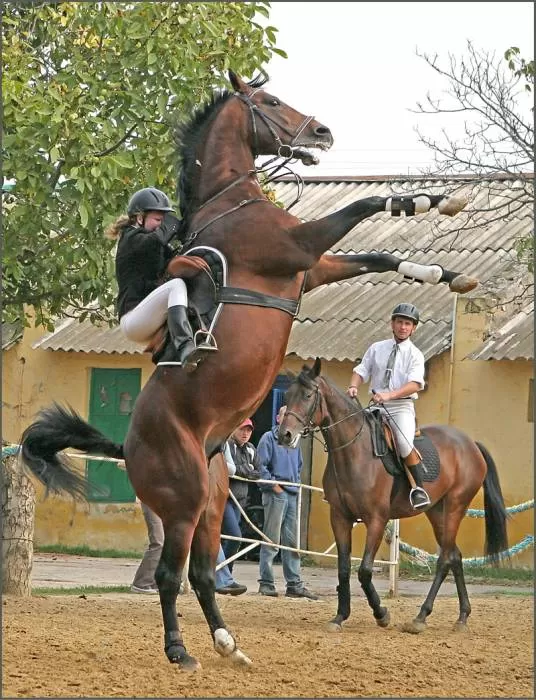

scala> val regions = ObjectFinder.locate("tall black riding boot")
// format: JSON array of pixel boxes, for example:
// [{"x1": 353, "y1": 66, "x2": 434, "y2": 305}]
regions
[
  {"x1": 157, "y1": 305, "x2": 217, "y2": 369},
  {"x1": 406, "y1": 461, "x2": 431, "y2": 510}
]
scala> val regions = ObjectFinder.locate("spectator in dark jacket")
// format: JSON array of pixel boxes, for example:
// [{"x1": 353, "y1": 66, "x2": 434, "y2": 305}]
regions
[
  {"x1": 257, "y1": 406, "x2": 318, "y2": 600},
  {"x1": 221, "y1": 418, "x2": 261, "y2": 571}
]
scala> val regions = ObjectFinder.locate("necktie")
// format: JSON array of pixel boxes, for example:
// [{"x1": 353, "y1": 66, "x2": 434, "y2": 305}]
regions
[{"x1": 382, "y1": 343, "x2": 399, "y2": 389}]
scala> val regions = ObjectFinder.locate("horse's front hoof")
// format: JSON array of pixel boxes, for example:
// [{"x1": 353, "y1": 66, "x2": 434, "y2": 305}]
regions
[
  {"x1": 325, "y1": 620, "x2": 343, "y2": 633},
  {"x1": 449, "y1": 275, "x2": 478, "y2": 294},
  {"x1": 439, "y1": 194, "x2": 469, "y2": 215},
  {"x1": 230, "y1": 649, "x2": 253, "y2": 666},
  {"x1": 401, "y1": 619, "x2": 426, "y2": 635},
  {"x1": 453, "y1": 621, "x2": 469, "y2": 633},
  {"x1": 375, "y1": 608, "x2": 390, "y2": 628},
  {"x1": 168, "y1": 649, "x2": 201, "y2": 671}
]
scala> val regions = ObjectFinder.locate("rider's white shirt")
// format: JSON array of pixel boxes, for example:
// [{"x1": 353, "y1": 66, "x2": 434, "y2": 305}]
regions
[{"x1": 353, "y1": 338, "x2": 425, "y2": 400}]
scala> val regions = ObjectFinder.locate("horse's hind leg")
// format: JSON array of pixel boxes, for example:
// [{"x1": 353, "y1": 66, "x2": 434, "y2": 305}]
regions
[
  {"x1": 155, "y1": 518, "x2": 201, "y2": 670},
  {"x1": 188, "y1": 512, "x2": 252, "y2": 666},
  {"x1": 449, "y1": 544, "x2": 472, "y2": 632},
  {"x1": 402, "y1": 503, "x2": 470, "y2": 634},
  {"x1": 358, "y1": 518, "x2": 390, "y2": 628}
]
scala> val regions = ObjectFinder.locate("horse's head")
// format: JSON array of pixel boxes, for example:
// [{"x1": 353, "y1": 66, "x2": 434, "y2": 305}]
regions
[
  {"x1": 228, "y1": 71, "x2": 334, "y2": 161},
  {"x1": 279, "y1": 358, "x2": 324, "y2": 448}
]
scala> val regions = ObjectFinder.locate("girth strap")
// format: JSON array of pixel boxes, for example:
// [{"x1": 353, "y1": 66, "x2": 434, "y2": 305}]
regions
[{"x1": 216, "y1": 286, "x2": 299, "y2": 317}]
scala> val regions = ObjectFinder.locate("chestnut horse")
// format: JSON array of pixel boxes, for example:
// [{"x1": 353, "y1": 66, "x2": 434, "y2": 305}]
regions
[
  {"x1": 21, "y1": 71, "x2": 477, "y2": 670},
  {"x1": 279, "y1": 359, "x2": 509, "y2": 634}
]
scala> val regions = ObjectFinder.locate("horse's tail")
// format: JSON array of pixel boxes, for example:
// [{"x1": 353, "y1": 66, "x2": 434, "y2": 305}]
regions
[
  {"x1": 476, "y1": 441, "x2": 509, "y2": 564},
  {"x1": 20, "y1": 402, "x2": 124, "y2": 501}
]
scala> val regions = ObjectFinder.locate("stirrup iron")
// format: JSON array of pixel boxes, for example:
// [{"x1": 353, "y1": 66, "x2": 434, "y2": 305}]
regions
[
  {"x1": 193, "y1": 329, "x2": 218, "y2": 351},
  {"x1": 409, "y1": 487, "x2": 431, "y2": 509}
]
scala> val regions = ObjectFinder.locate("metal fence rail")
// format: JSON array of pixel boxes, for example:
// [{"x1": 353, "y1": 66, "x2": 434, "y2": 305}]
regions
[{"x1": 3, "y1": 445, "x2": 532, "y2": 597}]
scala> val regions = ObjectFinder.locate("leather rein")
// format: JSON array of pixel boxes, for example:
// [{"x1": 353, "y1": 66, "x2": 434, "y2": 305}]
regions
[{"x1": 285, "y1": 381, "x2": 367, "y2": 453}]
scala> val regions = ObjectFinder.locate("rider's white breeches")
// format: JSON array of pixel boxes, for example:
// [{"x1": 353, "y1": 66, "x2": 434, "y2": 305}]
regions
[
  {"x1": 120, "y1": 278, "x2": 188, "y2": 343},
  {"x1": 378, "y1": 399, "x2": 416, "y2": 459}
]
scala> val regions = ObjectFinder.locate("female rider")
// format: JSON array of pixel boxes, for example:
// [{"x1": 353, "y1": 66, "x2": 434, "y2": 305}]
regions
[{"x1": 105, "y1": 187, "x2": 216, "y2": 368}]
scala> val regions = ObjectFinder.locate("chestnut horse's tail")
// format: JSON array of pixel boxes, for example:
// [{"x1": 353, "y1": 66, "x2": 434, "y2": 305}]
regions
[
  {"x1": 20, "y1": 403, "x2": 124, "y2": 501},
  {"x1": 476, "y1": 441, "x2": 509, "y2": 563}
]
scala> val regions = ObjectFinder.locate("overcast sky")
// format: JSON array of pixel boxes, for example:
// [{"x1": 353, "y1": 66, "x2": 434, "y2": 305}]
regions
[{"x1": 260, "y1": 2, "x2": 534, "y2": 175}]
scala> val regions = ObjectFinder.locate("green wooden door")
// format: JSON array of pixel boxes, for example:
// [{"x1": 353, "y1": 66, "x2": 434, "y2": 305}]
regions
[{"x1": 87, "y1": 368, "x2": 141, "y2": 502}]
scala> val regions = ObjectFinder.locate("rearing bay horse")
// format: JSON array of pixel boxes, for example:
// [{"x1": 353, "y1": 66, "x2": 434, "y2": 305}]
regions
[
  {"x1": 279, "y1": 359, "x2": 509, "y2": 634},
  {"x1": 21, "y1": 71, "x2": 477, "y2": 670}
]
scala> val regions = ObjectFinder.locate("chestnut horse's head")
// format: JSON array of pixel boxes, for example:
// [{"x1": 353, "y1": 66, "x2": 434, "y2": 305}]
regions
[
  {"x1": 228, "y1": 71, "x2": 334, "y2": 160},
  {"x1": 279, "y1": 358, "x2": 324, "y2": 448}
]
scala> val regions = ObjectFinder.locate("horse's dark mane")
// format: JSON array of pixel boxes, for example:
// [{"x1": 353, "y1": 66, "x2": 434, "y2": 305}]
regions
[
  {"x1": 321, "y1": 374, "x2": 364, "y2": 413},
  {"x1": 174, "y1": 73, "x2": 269, "y2": 225}
]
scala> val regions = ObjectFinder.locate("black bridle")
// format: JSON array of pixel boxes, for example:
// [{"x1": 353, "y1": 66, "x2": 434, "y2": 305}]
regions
[
  {"x1": 182, "y1": 89, "x2": 317, "y2": 249},
  {"x1": 235, "y1": 88, "x2": 316, "y2": 161},
  {"x1": 285, "y1": 379, "x2": 366, "y2": 452}
]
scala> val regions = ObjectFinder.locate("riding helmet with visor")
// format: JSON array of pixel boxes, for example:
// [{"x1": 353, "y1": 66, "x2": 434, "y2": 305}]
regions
[
  {"x1": 391, "y1": 303, "x2": 420, "y2": 325},
  {"x1": 127, "y1": 187, "x2": 175, "y2": 216}
]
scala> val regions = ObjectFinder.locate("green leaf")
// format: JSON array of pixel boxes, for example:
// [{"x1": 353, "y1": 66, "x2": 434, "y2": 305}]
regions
[
  {"x1": 79, "y1": 202, "x2": 89, "y2": 227},
  {"x1": 2, "y1": 1, "x2": 285, "y2": 327}
]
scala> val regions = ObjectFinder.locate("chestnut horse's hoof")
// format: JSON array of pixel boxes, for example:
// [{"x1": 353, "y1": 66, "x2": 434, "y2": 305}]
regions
[
  {"x1": 375, "y1": 608, "x2": 390, "y2": 628},
  {"x1": 401, "y1": 619, "x2": 427, "y2": 635},
  {"x1": 438, "y1": 194, "x2": 469, "y2": 216},
  {"x1": 230, "y1": 649, "x2": 253, "y2": 666},
  {"x1": 449, "y1": 274, "x2": 478, "y2": 294},
  {"x1": 325, "y1": 620, "x2": 343, "y2": 633},
  {"x1": 453, "y1": 621, "x2": 469, "y2": 633},
  {"x1": 168, "y1": 650, "x2": 201, "y2": 672}
]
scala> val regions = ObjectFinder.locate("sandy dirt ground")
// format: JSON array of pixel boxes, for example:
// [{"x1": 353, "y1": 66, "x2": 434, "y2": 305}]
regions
[{"x1": 3, "y1": 593, "x2": 533, "y2": 698}]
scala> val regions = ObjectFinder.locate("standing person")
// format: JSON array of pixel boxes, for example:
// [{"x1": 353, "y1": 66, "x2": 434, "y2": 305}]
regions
[
  {"x1": 131, "y1": 501, "x2": 163, "y2": 594},
  {"x1": 215, "y1": 438, "x2": 248, "y2": 595},
  {"x1": 221, "y1": 419, "x2": 262, "y2": 571},
  {"x1": 257, "y1": 406, "x2": 318, "y2": 600},
  {"x1": 105, "y1": 186, "x2": 216, "y2": 368},
  {"x1": 214, "y1": 545, "x2": 247, "y2": 596},
  {"x1": 347, "y1": 302, "x2": 431, "y2": 509}
]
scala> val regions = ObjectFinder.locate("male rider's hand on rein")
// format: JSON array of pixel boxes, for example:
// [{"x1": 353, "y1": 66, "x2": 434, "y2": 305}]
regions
[{"x1": 371, "y1": 389, "x2": 392, "y2": 404}]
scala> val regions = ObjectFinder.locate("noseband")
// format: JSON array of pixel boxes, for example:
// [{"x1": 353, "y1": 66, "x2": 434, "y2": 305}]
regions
[{"x1": 285, "y1": 383, "x2": 321, "y2": 435}]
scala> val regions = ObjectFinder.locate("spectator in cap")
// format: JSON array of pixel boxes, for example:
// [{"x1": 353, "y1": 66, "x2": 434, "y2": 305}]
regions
[{"x1": 220, "y1": 419, "x2": 262, "y2": 574}]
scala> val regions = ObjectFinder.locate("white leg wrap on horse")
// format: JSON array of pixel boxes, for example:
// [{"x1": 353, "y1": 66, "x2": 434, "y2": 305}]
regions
[
  {"x1": 413, "y1": 195, "x2": 432, "y2": 213},
  {"x1": 214, "y1": 628, "x2": 236, "y2": 657},
  {"x1": 385, "y1": 196, "x2": 431, "y2": 214},
  {"x1": 397, "y1": 262, "x2": 443, "y2": 284}
]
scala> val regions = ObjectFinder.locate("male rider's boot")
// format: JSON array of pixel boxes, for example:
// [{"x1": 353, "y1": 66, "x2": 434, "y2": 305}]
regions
[
  {"x1": 405, "y1": 460, "x2": 431, "y2": 510},
  {"x1": 157, "y1": 305, "x2": 217, "y2": 370}
]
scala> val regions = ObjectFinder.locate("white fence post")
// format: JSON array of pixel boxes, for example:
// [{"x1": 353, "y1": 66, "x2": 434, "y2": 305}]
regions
[{"x1": 388, "y1": 519, "x2": 400, "y2": 598}]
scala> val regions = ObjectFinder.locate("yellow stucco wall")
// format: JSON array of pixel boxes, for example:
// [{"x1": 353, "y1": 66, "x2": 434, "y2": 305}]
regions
[
  {"x1": 3, "y1": 319, "x2": 155, "y2": 551},
  {"x1": 282, "y1": 297, "x2": 533, "y2": 568},
  {"x1": 3, "y1": 298, "x2": 533, "y2": 565}
]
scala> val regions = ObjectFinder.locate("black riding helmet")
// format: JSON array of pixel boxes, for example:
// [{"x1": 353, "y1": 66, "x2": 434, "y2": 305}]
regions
[
  {"x1": 391, "y1": 303, "x2": 420, "y2": 325},
  {"x1": 127, "y1": 187, "x2": 175, "y2": 216}
]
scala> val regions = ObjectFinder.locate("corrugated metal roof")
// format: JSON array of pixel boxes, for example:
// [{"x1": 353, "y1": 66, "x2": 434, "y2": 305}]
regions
[
  {"x1": 287, "y1": 319, "x2": 451, "y2": 362},
  {"x1": 34, "y1": 317, "x2": 143, "y2": 354},
  {"x1": 468, "y1": 302, "x2": 534, "y2": 361},
  {"x1": 1, "y1": 322, "x2": 23, "y2": 351},
  {"x1": 31, "y1": 176, "x2": 532, "y2": 360}
]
